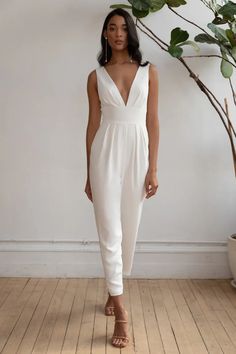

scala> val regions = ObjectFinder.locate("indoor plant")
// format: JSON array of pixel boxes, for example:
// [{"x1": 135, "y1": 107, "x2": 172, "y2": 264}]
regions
[{"x1": 111, "y1": 0, "x2": 236, "y2": 285}]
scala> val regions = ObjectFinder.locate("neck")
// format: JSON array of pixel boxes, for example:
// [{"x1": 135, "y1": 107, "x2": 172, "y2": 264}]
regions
[{"x1": 109, "y1": 50, "x2": 132, "y2": 64}]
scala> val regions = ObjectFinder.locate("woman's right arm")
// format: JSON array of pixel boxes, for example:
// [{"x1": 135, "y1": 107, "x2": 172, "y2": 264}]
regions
[{"x1": 86, "y1": 70, "x2": 101, "y2": 180}]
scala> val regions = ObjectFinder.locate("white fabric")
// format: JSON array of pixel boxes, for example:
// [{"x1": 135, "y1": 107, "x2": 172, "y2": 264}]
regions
[{"x1": 89, "y1": 63, "x2": 150, "y2": 296}]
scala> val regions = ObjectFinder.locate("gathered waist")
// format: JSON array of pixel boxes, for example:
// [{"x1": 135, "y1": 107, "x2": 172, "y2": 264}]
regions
[{"x1": 101, "y1": 105, "x2": 147, "y2": 125}]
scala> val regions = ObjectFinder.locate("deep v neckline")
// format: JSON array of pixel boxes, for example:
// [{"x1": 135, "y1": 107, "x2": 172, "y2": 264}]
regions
[{"x1": 102, "y1": 65, "x2": 141, "y2": 107}]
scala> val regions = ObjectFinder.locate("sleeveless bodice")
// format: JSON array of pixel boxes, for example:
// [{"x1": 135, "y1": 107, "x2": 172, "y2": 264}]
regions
[
  {"x1": 90, "y1": 63, "x2": 150, "y2": 178},
  {"x1": 95, "y1": 63, "x2": 150, "y2": 125}
]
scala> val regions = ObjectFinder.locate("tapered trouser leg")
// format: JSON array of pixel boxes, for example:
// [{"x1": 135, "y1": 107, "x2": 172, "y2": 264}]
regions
[
  {"x1": 121, "y1": 175, "x2": 147, "y2": 276},
  {"x1": 91, "y1": 173, "x2": 147, "y2": 295},
  {"x1": 90, "y1": 176, "x2": 124, "y2": 296},
  {"x1": 89, "y1": 122, "x2": 148, "y2": 296}
]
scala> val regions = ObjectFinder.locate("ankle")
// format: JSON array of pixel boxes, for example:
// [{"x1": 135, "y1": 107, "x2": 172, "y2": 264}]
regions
[{"x1": 114, "y1": 306, "x2": 126, "y2": 315}]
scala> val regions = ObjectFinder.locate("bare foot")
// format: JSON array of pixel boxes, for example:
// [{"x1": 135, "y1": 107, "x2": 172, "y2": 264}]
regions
[
  {"x1": 104, "y1": 291, "x2": 115, "y2": 315},
  {"x1": 111, "y1": 307, "x2": 129, "y2": 347}
]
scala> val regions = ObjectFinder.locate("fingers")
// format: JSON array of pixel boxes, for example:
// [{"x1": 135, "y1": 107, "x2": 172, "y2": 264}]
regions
[
  {"x1": 84, "y1": 184, "x2": 93, "y2": 202},
  {"x1": 145, "y1": 183, "x2": 158, "y2": 199},
  {"x1": 88, "y1": 193, "x2": 93, "y2": 202},
  {"x1": 88, "y1": 188, "x2": 93, "y2": 202},
  {"x1": 145, "y1": 180, "x2": 149, "y2": 193}
]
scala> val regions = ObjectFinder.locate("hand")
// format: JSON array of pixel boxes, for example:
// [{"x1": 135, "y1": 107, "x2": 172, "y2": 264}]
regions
[
  {"x1": 85, "y1": 177, "x2": 93, "y2": 202},
  {"x1": 145, "y1": 169, "x2": 159, "y2": 199}
]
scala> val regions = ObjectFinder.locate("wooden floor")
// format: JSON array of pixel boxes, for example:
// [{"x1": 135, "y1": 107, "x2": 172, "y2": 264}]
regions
[{"x1": 0, "y1": 278, "x2": 236, "y2": 353}]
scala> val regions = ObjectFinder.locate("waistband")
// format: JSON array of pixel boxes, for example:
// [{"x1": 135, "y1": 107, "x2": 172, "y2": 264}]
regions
[{"x1": 101, "y1": 105, "x2": 147, "y2": 125}]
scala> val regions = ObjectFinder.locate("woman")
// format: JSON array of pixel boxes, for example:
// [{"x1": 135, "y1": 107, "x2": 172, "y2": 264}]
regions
[{"x1": 85, "y1": 7, "x2": 159, "y2": 348}]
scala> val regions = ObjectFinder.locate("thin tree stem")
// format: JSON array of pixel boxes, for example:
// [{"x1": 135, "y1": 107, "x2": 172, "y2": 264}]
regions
[
  {"x1": 136, "y1": 18, "x2": 169, "y2": 49},
  {"x1": 182, "y1": 54, "x2": 236, "y2": 69},
  {"x1": 135, "y1": 11, "x2": 236, "y2": 173},
  {"x1": 168, "y1": 6, "x2": 212, "y2": 37},
  {"x1": 200, "y1": 80, "x2": 236, "y2": 137},
  {"x1": 136, "y1": 22, "x2": 168, "y2": 51},
  {"x1": 137, "y1": 19, "x2": 235, "y2": 136},
  {"x1": 225, "y1": 98, "x2": 236, "y2": 177},
  {"x1": 229, "y1": 78, "x2": 236, "y2": 106},
  {"x1": 178, "y1": 56, "x2": 234, "y2": 141}
]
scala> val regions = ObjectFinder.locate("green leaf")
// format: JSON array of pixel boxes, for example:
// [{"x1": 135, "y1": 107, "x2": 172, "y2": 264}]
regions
[
  {"x1": 166, "y1": 0, "x2": 186, "y2": 6},
  {"x1": 132, "y1": 0, "x2": 151, "y2": 11},
  {"x1": 226, "y1": 29, "x2": 236, "y2": 47},
  {"x1": 212, "y1": 16, "x2": 228, "y2": 25},
  {"x1": 232, "y1": 23, "x2": 236, "y2": 34},
  {"x1": 231, "y1": 46, "x2": 236, "y2": 61},
  {"x1": 207, "y1": 23, "x2": 228, "y2": 42},
  {"x1": 168, "y1": 44, "x2": 183, "y2": 57},
  {"x1": 110, "y1": 4, "x2": 133, "y2": 9},
  {"x1": 132, "y1": 6, "x2": 150, "y2": 17},
  {"x1": 178, "y1": 40, "x2": 200, "y2": 52},
  {"x1": 170, "y1": 27, "x2": 189, "y2": 46},
  {"x1": 220, "y1": 43, "x2": 232, "y2": 58},
  {"x1": 149, "y1": 0, "x2": 165, "y2": 11},
  {"x1": 194, "y1": 33, "x2": 218, "y2": 44},
  {"x1": 221, "y1": 52, "x2": 233, "y2": 78},
  {"x1": 218, "y1": 1, "x2": 236, "y2": 21}
]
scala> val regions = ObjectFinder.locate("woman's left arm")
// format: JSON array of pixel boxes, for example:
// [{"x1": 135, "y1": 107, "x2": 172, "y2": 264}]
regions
[{"x1": 145, "y1": 63, "x2": 159, "y2": 198}]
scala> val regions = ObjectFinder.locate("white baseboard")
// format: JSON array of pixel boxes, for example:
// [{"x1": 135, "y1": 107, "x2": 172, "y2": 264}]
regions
[{"x1": 0, "y1": 239, "x2": 232, "y2": 278}]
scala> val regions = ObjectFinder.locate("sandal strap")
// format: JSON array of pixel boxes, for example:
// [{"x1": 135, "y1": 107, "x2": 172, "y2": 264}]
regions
[
  {"x1": 112, "y1": 335, "x2": 129, "y2": 340},
  {"x1": 115, "y1": 319, "x2": 128, "y2": 323}
]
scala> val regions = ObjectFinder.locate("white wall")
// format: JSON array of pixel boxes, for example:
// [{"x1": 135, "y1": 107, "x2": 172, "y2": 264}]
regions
[{"x1": 0, "y1": 0, "x2": 235, "y2": 277}]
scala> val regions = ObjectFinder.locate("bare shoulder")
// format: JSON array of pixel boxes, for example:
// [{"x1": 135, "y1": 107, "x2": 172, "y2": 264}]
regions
[
  {"x1": 87, "y1": 69, "x2": 97, "y2": 85},
  {"x1": 87, "y1": 69, "x2": 100, "y2": 97},
  {"x1": 148, "y1": 62, "x2": 158, "y2": 77},
  {"x1": 148, "y1": 63, "x2": 158, "y2": 90},
  {"x1": 87, "y1": 68, "x2": 100, "y2": 108}
]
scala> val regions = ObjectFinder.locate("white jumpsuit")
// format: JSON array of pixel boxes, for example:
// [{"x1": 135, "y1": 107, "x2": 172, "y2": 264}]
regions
[{"x1": 89, "y1": 63, "x2": 150, "y2": 296}]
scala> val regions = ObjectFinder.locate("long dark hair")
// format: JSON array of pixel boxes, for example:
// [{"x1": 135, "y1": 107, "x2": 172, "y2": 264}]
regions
[{"x1": 97, "y1": 8, "x2": 149, "y2": 67}]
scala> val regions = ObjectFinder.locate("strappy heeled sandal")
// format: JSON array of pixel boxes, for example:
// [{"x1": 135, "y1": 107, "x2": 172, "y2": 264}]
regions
[
  {"x1": 104, "y1": 305, "x2": 115, "y2": 316},
  {"x1": 111, "y1": 311, "x2": 129, "y2": 348},
  {"x1": 104, "y1": 291, "x2": 115, "y2": 316}
]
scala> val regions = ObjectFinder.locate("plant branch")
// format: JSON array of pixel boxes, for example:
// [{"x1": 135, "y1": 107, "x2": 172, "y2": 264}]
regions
[
  {"x1": 134, "y1": 6, "x2": 236, "y2": 174},
  {"x1": 229, "y1": 78, "x2": 236, "y2": 106},
  {"x1": 182, "y1": 54, "x2": 236, "y2": 69},
  {"x1": 199, "y1": 80, "x2": 236, "y2": 137},
  {"x1": 225, "y1": 98, "x2": 236, "y2": 177},
  {"x1": 180, "y1": 58, "x2": 236, "y2": 169},
  {"x1": 179, "y1": 56, "x2": 235, "y2": 143},
  {"x1": 136, "y1": 18, "x2": 169, "y2": 50},
  {"x1": 137, "y1": 18, "x2": 235, "y2": 136},
  {"x1": 200, "y1": 0, "x2": 217, "y2": 14},
  {"x1": 136, "y1": 22, "x2": 168, "y2": 51},
  {"x1": 168, "y1": 6, "x2": 212, "y2": 37}
]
